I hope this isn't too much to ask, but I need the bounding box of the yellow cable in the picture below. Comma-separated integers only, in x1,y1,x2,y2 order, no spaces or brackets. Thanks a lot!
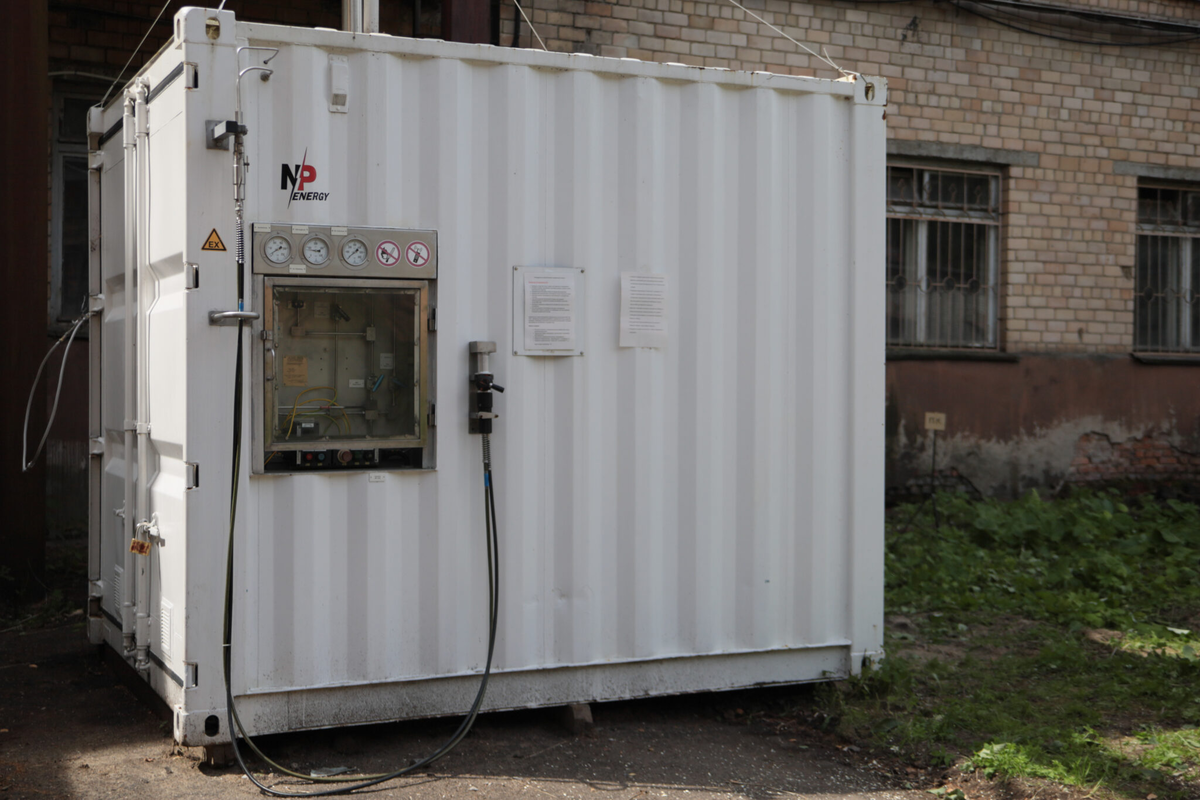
284,386,335,438
283,387,353,438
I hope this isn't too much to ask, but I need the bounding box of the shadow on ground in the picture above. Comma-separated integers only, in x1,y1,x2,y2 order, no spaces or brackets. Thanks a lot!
0,622,920,800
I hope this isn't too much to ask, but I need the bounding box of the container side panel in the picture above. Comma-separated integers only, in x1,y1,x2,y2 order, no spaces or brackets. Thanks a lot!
233,40,872,696
146,97,190,677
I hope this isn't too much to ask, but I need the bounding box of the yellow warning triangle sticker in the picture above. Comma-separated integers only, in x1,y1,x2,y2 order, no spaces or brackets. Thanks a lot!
202,229,227,251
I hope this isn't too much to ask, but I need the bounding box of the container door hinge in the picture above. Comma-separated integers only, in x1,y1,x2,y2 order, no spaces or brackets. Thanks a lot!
90,437,105,458
185,463,199,490
89,293,105,313
428,307,437,332
428,403,436,428
88,151,104,171
185,262,199,289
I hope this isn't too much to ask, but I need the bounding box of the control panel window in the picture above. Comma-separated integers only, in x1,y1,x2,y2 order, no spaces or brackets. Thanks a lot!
261,279,431,471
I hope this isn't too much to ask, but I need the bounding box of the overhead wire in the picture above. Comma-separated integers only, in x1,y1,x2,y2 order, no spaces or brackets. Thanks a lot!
723,0,854,75
99,0,176,109
834,0,1200,46
511,0,548,50
948,0,1200,47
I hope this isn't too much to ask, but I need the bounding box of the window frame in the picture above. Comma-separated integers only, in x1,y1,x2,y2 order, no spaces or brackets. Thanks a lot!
885,161,1003,352
1133,182,1200,355
49,88,99,333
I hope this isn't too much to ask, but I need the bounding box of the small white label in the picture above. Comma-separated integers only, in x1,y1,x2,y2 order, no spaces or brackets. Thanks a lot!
253,222,271,232
368,472,385,483
331,226,349,236
379,353,395,370
288,263,306,274
291,224,309,234
349,378,365,389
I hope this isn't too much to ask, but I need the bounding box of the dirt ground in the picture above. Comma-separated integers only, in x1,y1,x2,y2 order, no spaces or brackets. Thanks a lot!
0,620,930,800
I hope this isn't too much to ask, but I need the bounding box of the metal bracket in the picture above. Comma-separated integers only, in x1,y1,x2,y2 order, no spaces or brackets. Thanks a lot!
206,119,246,150
185,463,199,490
184,262,199,290
209,310,260,325
90,437,105,457
89,293,106,313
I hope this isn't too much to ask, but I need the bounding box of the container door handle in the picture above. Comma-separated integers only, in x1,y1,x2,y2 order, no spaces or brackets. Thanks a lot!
208,310,260,325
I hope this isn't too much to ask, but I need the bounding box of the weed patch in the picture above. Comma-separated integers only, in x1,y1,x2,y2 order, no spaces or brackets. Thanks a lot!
819,490,1200,800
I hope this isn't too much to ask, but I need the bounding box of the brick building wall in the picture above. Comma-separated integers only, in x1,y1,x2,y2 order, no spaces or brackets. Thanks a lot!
500,0,1200,494
502,0,1200,355
36,0,1200,508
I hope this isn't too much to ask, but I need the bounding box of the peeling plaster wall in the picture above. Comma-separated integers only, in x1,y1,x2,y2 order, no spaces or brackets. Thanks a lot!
886,356,1200,497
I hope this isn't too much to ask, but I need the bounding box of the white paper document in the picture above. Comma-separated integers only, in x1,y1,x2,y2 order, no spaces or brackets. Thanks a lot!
619,272,668,348
524,271,577,351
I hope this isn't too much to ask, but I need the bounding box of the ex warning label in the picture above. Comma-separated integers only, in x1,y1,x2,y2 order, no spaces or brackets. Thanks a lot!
202,229,227,251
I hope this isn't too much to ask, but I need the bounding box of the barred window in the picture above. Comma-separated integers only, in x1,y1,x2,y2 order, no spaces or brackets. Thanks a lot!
1135,185,1200,353
886,165,1000,349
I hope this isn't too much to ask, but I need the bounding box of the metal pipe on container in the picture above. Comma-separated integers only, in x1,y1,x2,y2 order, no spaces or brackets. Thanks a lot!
342,0,380,32
120,91,137,654
133,78,151,672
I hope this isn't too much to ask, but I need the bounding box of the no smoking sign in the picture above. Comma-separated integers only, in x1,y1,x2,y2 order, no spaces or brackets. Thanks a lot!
406,240,431,269
376,240,401,266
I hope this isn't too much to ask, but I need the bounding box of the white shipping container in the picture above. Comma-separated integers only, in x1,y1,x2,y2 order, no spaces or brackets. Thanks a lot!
87,6,886,750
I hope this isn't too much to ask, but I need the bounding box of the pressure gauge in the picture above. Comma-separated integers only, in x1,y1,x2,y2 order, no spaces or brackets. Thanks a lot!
303,236,330,266
264,235,291,264
341,238,368,268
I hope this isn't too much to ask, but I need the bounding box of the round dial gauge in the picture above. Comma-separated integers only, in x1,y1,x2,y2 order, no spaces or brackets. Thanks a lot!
303,236,330,265
341,238,368,267
264,235,291,264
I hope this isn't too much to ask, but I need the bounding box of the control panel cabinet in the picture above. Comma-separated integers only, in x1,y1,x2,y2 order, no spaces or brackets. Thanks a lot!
250,224,436,473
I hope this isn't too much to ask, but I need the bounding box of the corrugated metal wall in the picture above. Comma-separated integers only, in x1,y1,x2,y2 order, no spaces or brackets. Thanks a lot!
229,31,884,698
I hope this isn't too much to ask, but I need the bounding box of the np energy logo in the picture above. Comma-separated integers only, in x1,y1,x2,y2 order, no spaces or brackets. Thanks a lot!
281,149,330,206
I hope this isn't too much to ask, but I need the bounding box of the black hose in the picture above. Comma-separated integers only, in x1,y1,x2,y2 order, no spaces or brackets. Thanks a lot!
218,228,500,792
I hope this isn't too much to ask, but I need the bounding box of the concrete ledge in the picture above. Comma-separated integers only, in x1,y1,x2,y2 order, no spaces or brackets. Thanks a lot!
1113,161,1200,184
887,139,1039,168
1130,352,1200,365
887,347,1020,362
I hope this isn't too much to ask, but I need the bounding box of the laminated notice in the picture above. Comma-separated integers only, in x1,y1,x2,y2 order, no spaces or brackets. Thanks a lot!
524,272,576,351
282,356,309,387
619,272,668,348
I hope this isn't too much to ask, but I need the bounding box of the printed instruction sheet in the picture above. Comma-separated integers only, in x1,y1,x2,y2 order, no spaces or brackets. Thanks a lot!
619,272,668,348
523,271,577,351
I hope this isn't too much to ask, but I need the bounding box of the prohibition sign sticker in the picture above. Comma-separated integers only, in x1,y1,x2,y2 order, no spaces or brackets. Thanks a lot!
376,240,401,266
406,240,431,268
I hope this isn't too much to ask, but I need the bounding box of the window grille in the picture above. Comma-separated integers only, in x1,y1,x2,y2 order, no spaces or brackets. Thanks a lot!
1135,185,1200,353
886,165,1001,349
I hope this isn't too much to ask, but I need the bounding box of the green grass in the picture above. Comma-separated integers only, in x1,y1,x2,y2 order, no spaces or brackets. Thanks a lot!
820,489,1200,799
